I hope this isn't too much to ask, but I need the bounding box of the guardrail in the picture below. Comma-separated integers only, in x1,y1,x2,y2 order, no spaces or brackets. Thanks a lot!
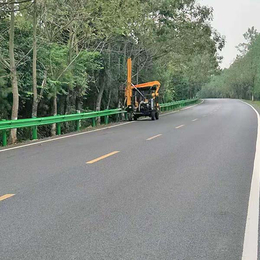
0,99,199,147
0,109,125,147
160,99,198,111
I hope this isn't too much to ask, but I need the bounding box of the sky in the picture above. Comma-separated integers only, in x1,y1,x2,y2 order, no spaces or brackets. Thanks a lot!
198,0,260,68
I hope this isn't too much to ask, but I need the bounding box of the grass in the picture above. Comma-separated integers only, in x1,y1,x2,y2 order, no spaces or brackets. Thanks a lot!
246,100,260,107
242,100,260,113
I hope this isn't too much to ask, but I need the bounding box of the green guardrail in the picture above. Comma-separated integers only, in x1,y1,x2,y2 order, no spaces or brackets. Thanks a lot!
160,99,199,111
0,99,199,147
0,108,125,147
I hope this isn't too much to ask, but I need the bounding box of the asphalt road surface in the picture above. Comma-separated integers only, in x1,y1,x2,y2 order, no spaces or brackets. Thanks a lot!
0,99,258,260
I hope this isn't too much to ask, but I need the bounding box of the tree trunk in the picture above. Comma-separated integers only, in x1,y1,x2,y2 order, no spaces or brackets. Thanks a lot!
136,46,139,85
51,92,57,136
106,88,112,109
123,42,127,70
106,43,112,110
9,1,19,144
38,70,47,104
95,83,104,124
65,30,75,115
96,83,105,111
96,42,110,112
32,0,38,118
118,46,121,75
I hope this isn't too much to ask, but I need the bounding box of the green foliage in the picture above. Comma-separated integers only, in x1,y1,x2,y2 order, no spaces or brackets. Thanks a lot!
0,67,11,119
0,0,223,126
199,28,260,100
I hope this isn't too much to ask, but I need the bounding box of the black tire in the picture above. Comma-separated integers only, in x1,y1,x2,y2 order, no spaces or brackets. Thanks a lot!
155,111,159,120
134,115,138,121
151,111,156,120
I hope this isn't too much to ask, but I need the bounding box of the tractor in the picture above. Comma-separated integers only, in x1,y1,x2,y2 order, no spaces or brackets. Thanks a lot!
125,58,160,121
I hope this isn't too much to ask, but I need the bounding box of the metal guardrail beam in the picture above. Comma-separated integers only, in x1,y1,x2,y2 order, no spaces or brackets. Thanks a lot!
160,99,198,111
0,109,124,130
0,99,198,146
0,108,125,146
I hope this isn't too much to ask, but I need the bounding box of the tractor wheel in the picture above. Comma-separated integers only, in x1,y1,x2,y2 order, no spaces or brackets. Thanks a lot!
151,111,156,120
155,111,159,120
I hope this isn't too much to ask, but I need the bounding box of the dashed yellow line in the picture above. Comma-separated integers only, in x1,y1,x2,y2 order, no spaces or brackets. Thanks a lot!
146,134,162,141
0,194,15,202
192,118,198,122
86,151,120,164
175,125,185,129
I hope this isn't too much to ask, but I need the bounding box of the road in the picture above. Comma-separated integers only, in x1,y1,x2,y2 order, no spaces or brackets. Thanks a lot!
0,99,258,260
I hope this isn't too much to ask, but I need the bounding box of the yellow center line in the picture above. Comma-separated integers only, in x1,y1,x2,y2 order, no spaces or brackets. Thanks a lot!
175,124,185,129
146,134,162,141
86,151,120,164
0,194,15,202
192,118,198,122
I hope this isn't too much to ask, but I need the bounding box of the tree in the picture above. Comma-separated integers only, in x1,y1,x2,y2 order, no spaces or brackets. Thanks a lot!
9,0,19,144
0,0,225,141
32,0,37,118
199,29,260,100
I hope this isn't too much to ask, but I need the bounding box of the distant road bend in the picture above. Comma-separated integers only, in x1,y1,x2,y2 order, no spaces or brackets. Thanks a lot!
0,99,260,260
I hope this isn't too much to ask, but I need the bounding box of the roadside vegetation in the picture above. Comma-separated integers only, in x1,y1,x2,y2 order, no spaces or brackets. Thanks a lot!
199,27,260,101
243,100,260,113
0,0,224,143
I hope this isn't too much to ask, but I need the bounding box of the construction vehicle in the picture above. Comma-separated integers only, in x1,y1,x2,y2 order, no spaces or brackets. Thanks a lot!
125,58,161,121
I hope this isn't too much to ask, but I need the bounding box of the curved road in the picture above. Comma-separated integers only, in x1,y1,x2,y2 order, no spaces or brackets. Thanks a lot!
0,99,258,260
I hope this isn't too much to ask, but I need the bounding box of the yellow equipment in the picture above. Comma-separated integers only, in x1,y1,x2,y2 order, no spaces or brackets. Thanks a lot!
125,58,161,121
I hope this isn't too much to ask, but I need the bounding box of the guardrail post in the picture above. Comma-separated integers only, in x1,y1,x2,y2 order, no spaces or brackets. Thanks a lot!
118,113,122,122
32,126,37,140
2,129,7,147
92,118,96,127
76,110,80,131
56,122,61,135
76,121,80,131
105,115,109,125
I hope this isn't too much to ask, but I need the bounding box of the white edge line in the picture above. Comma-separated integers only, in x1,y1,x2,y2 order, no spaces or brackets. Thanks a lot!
240,100,260,260
180,106,192,111
0,121,134,153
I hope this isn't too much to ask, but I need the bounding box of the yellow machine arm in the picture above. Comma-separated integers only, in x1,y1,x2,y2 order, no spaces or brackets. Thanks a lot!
125,58,160,106
132,81,160,97
126,58,132,106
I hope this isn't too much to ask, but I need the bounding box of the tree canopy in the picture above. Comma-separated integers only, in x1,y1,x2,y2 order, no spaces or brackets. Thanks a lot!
0,0,224,142
199,27,260,101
